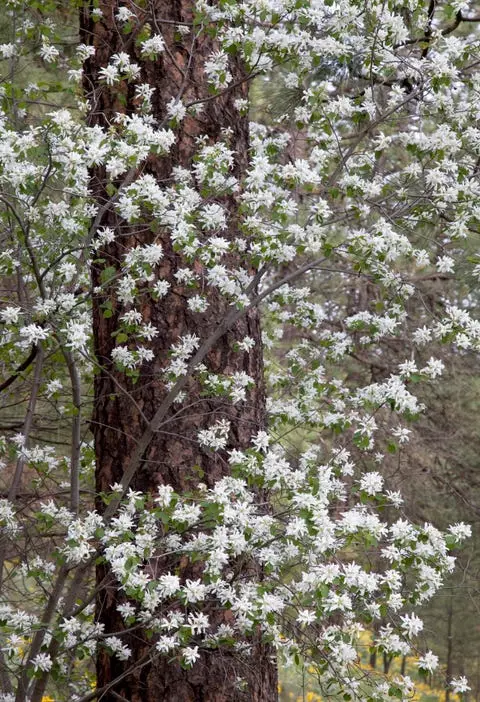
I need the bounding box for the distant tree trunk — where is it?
[445,591,454,702]
[80,1,277,700]
[370,620,380,669]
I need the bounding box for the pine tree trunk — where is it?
[80,1,277,700]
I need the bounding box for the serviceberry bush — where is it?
[0,0,479,699]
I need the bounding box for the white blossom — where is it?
[32,653,52,672]
[450,677,470,694]
[417,651,439,673]
[182,645,200,666]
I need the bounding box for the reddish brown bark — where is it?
[80,1,277,699]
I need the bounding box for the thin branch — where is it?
[7,344,45,502]
[63,349,82,515]
[0,344,38,394]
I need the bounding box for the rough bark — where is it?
[80,1,277,699]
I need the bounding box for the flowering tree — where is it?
[0,0,478,700]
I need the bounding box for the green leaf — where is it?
[100,266,117,285]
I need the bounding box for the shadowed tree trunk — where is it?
[445,591,454,702]
[80,1,277,699]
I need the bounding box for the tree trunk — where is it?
[445,591,454,702]
[80,1,277,699]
